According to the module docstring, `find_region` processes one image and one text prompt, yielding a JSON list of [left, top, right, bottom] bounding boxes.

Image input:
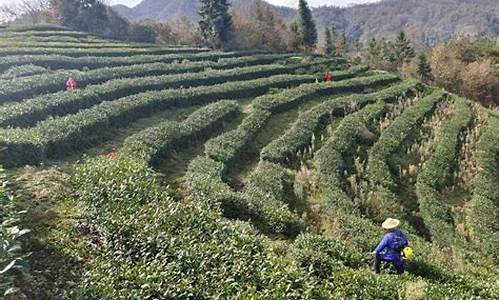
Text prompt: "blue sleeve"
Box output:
[[374, 234, 390, 253]]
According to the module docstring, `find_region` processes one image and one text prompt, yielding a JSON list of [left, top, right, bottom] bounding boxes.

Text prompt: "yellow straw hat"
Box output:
[[382, 218, 400, 230]]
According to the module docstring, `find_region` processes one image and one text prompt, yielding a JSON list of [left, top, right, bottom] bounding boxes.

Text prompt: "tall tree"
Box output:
[[395, 31, 415, 64], [324, 27, 333, 55], [293, 0, 317, 52], [199, 0, 233, 50], [416, 53, 434, 82], [58, 0, 109, 34], [335, 32, 347, 55], [330, 26, 338, 55]]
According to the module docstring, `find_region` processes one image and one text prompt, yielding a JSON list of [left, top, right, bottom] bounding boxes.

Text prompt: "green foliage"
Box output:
[[205, 67, 383, 166], [293, 0, 318, 52], [324, 27, 333, 55], [0, 64, 48, 79], [205, 109, 271, 164], [0, 45, 207, 58], [416, 96, 473, 246], [72, 155, 169, 219], [367, 89, 445, 189], [314, 101, 390, 216], [416, 53, 434, 82], [261, 79, 420, 165], [122, 100, 240, 166], [0, 50, 267, 73], [294, 234, 365, 269], [253, 70, 396, 112], [199, 0, 233, 49], [0, 63, 303, 127], [466, 112, 499, 258], [0, 74, 314, 167], [394, 31, 415, 64], [0, 26, 497, 298], [186, 156, 304, 236], [0, 53, 298, 103], [0, 168, 30, 299]]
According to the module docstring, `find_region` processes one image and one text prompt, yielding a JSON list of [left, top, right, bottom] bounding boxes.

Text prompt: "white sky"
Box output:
[[0, 0, 380, 8]]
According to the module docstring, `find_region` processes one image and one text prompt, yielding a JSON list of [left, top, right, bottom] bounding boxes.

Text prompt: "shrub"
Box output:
[[0, 167, 30, 299], [122, 100, 240, 166], [367, 89, 445, 189], [416, 96, 473, 246], [261, 79, 421, 165], [0, 74, 314, 167], [0, 53, 296, 103]]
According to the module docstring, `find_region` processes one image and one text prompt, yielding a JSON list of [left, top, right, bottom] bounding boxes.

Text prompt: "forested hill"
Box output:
[[113, 0, 498, 46], [112, 0, 295, 25]]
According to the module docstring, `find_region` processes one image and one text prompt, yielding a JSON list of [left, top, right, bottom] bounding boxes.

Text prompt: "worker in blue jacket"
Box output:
[[372, 218, 409, 274]]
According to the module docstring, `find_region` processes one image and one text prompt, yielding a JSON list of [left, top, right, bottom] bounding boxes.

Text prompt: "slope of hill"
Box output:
[[113, 0, 295, 24], [112, 0, 498, 46], [0, 25, 497, 299]]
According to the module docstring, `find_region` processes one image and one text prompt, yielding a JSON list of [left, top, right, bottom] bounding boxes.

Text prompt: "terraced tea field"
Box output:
[[0, 25, 498, 299]]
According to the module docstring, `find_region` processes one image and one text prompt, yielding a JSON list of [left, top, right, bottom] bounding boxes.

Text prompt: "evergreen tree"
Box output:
[[324, 27, 333, 55], [395, 31, 415, 64], [417, 53, 434, 82], [199, 0, 233, 50], [330, 26, 338, 55], [334, 32, 347, 55], [59, 0, 109, 34], [293, 0, 317, 52]]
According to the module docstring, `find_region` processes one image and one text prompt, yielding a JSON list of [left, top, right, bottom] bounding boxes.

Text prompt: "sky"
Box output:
[[0, 0, 380, 8]]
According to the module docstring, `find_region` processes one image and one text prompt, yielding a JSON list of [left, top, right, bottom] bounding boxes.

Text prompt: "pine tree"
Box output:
[[324, 27, 333, 55], [199, 0, 233, 50], [293, 0, 317, 52], [417, 53, 434, 82], [335, 32, 347, 55], [394, 31, 415, 64], [330, 26, 338, 55]]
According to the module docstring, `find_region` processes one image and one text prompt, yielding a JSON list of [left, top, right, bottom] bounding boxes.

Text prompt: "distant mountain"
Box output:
[[113, 0, 295, 24], [112, 0, 498, 46], [313, 0, 498, 46]]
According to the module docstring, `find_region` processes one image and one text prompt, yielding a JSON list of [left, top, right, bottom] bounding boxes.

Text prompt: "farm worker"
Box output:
[[66, 77, 78, 91], [323, 71, 333, 82], [372, 218, 409, 274]]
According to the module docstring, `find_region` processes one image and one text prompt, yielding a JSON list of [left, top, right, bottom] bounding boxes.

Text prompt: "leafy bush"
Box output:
[[416, 96, 473, 246], [72, 155, 170, 220], [261, 79, 420, 165], [0, 64, 294, 127], [252, 73, 398, 112], [0, 53, 301, 104], [205, 73, 402, 167], [122, 100, 240, 165], [204, 108, 271, 163], [366, 89, 446, 190], [466, 112, 499, 258], [186, 156, 304, 236], [0, 167, 30, 299], [0, 45, 208, 58], [315, 101, 387, 206], [0, 74, 314, 167], [0, 50, 269, 72], [0, 64, 48, 79]]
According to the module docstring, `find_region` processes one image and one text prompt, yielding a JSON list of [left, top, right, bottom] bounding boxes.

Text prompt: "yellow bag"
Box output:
[[403, 247, 414, 260]]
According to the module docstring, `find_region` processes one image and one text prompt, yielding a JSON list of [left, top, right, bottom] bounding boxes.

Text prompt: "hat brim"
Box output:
[[382, 219, 400, 229]]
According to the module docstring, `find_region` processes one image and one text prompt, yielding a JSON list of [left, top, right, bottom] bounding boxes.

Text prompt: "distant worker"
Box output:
[[372, 218, 411, 274], [323, 71, 333, 82], [66, 77, 78, 91]]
